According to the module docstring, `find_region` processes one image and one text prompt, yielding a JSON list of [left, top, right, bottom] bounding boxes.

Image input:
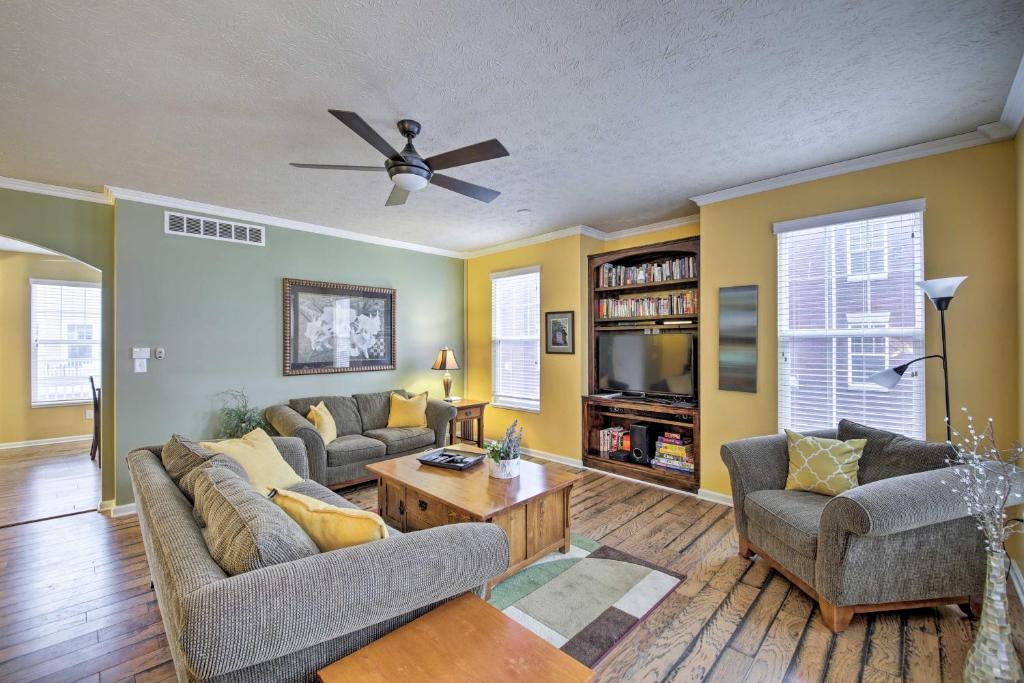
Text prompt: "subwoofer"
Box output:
[[629, 423, 657, 465]]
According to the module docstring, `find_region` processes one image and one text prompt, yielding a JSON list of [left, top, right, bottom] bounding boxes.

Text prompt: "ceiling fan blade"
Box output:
[[385, 185, 409, 206], [328, 110, 402, 160], [429, 173, 501, 203], [290, 163, 386, 171], [425, 139, 509, 171]]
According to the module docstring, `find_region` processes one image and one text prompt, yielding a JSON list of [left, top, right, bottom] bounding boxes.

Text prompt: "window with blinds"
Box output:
[[491, 266, 540, 412], [31, 280, 101, 406], [776, 200, 925, 438]]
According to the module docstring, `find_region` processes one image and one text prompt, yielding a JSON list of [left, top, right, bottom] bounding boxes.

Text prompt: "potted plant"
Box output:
[[486, 420, 523, 479], [216, 389, 267, 438]]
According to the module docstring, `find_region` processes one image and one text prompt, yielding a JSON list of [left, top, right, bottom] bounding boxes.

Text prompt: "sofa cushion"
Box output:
[[161, 434, 217, 486], [192, 466, 319, 576], [179, 454, 250, 501], [838, 419, 952, 485], [200, 428, 302, 494], [354, 390, 408, 431], [745, 489, 830, 559], [288, 396, 363, 437], [271, 489, 389, 551], [363, 427, 436, 455], [285, 479, 402, 536], [326, 434, 388, 467]]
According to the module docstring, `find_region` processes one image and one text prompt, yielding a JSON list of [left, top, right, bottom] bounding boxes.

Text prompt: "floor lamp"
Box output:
[[867, 276, 965, 442]]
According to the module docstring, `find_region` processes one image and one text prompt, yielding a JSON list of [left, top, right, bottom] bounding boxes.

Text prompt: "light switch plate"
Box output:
[[134, 358, 148, 373], [85, 409, 94, 419]]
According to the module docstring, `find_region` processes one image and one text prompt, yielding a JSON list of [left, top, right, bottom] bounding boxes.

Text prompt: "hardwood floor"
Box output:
[[0, 461, 987, 682], [0, 441, 101, 527]]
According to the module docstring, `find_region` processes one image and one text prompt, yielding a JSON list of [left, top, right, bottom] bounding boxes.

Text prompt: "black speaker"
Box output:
[[629, 423, 657, 465]]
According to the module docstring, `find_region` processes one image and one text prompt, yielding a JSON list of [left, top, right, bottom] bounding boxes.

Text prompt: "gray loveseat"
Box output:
[[265, 390, 457, 489], [721, 419, 998, 633], [127, 436, 509, 682]]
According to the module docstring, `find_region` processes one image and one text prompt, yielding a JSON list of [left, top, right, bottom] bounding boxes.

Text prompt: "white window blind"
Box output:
[[31, 280, 101, 406], [776, 203, 925, 438], [491, 267, 540, 412]]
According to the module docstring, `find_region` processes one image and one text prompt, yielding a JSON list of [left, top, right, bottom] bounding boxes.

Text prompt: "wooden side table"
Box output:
[[448, 399, 488, 447], [316, 593, 593, 683]]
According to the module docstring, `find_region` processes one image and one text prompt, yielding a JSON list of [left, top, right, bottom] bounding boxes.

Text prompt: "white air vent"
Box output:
[[164, 211, 265, 246]]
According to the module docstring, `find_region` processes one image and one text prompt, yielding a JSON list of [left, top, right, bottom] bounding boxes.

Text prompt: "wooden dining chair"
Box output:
[[89, 376, 101, 465]]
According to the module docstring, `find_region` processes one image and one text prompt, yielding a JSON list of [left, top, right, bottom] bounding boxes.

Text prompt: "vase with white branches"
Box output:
[[486, 420, 523, 479], [944, 411, 1024, 682]]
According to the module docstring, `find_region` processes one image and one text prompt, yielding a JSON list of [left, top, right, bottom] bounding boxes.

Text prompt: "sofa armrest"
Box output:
[[264, 405, 327, 484], [426, 399, 458, 447], [269, 436, 309, 479], [177, 523, 510, 678], [822, 465, 1024, 537]]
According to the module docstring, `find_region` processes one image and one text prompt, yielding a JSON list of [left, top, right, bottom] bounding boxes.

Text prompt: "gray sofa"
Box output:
[[721, 419, 997, 633], [127, 436, 509, 682], [265, 390, 457, 489]]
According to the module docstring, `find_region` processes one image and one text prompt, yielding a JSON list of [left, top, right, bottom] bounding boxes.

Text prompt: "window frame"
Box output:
[[490, 265, 541, 413], [845, 226, 889, 282], [774, 199, 926, 438], [30, 278, 101, 408]]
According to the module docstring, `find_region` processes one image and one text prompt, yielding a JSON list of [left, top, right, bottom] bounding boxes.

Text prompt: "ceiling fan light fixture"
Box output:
[[392, 171, 429, 192]]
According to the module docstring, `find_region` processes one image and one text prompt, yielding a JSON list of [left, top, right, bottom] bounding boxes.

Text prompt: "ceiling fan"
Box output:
[[292, 110, 509, 206]]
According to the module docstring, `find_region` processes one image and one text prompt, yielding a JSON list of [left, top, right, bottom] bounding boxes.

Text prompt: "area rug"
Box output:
[[487, 534, 684, 667]]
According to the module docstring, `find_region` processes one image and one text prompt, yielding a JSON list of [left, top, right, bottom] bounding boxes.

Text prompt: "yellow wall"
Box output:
[[465, 220, 703, 458], [466, 235, 587, 456], [699, 141, 1019, 496], [0, 251, 101, 445]]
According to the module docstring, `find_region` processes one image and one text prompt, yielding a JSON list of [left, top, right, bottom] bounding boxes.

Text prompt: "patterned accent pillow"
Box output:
[[192, 466, 318, 576], [784, 429, 867, 496], [161, 434, 217, 486]]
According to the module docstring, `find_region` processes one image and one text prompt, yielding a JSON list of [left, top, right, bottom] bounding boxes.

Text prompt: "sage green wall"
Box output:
[[114, 200, 465, 504], [0, 188, 116, 502]]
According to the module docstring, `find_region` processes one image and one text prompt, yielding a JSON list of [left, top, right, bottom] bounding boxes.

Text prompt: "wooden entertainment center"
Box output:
[[582, 236, 700, 493]]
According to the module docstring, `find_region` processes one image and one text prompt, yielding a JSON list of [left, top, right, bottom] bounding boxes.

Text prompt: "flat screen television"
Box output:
[[597, 331, 697, 400]]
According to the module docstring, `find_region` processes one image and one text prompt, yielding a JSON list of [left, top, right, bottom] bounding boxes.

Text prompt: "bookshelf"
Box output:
[[583, 236, 701, 492]]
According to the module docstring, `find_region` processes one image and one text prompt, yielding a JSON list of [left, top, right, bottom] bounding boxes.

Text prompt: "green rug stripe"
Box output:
[[571, 533, 601, 551], [489, 558, 580, 611]]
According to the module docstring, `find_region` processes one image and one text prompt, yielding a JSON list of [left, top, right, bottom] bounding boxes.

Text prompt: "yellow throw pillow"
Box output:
[[387, 391, 428, 428], [307, 401, 337, 444], [784, 429, 866, 497], [271, 489, 389, 551], [200, 428, 302, 494]]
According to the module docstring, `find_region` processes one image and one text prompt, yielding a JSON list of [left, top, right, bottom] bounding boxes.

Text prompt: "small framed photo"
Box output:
[[545, 310, 575, 354]]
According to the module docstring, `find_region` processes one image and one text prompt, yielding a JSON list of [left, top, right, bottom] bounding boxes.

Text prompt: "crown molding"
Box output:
[[1001, 50, 1024, 134], [601, 214, 700, 240], [0, 175, 109, 204], [103, 186, 463, 258], [690, 126, 998, 207]]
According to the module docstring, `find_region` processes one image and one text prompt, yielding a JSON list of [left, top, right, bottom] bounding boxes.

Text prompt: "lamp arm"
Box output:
[[897, 354, 944, 370]]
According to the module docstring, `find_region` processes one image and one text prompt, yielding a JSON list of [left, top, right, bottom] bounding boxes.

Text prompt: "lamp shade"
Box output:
[[431, 347, 459, 371], [916, 276, 966, 306], [866, 366, 907, 390]]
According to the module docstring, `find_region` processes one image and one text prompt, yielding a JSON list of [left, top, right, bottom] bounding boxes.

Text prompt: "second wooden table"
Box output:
[[366, 446, 583, 588]]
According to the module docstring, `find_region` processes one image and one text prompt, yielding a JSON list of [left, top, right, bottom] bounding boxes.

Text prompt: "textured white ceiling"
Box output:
[[1, 1, 1022, 252]]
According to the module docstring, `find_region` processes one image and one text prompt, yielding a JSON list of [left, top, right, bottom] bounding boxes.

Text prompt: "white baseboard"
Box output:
[[0, 434, 91, 450], [522, 447, 732, 507], [98, 499, 115, 512], [111, 503, 137, 517]]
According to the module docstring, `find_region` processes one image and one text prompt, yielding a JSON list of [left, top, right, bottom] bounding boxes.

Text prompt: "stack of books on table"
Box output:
[[651, 432, 694, 474]]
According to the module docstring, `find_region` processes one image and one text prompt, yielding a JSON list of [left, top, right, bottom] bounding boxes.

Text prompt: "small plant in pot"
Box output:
[[216, 389, 267, 438], [486, 420, 523, 479]]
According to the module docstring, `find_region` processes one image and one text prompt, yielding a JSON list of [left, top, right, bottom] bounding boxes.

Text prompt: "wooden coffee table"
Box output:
[[316, 593, 593, 682], [366, 445, 583, 589]]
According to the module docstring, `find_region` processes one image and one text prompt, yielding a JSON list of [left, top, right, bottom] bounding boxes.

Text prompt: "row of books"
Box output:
[[597, 426, 629, 453], [597, 290, 698, 319], [651, 432, 695, 474], [598, 256, 698, 288]]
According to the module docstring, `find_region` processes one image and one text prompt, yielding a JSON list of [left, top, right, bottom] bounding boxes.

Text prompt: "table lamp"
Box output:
[[431, 347, 460, 402]]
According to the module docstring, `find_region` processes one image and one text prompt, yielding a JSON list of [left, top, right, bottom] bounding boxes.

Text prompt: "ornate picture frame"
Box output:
[[283, 278, 396, 375], [545, 310, 575, 354]]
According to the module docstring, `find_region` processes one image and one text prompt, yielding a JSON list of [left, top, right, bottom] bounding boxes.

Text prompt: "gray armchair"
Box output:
[[266, 390, 457, 489], [721, 419, 1006, 632]]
